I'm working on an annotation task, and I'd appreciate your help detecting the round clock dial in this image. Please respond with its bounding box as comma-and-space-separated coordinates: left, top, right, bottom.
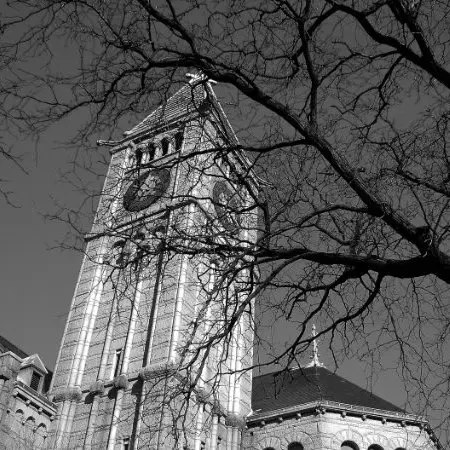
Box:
212, 181, 241, 232
123, 169, 171, 212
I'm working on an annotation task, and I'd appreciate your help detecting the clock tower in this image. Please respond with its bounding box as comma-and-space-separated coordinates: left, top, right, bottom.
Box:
49, 75, 258, 449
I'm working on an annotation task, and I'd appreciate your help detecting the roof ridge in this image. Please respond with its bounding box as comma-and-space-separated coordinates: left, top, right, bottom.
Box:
0, 334, 29, 359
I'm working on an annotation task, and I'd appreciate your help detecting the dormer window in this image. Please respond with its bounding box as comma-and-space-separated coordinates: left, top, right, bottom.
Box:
30, 371, 42, 392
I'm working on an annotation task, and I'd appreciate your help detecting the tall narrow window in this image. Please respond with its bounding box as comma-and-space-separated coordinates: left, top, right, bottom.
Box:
161, 138, 170, 156
112, 348, 122, 379
122, 437, 130, 450
174, 131, 184, 151
135, 147, 143, 167
147, 142, 156, 161
30, 371, 42, 392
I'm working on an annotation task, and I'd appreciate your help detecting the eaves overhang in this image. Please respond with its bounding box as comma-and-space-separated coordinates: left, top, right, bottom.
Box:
246, 399, 427, 428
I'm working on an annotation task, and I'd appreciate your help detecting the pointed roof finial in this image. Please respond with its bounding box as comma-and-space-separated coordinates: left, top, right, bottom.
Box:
304, 324, 324, 368
186, 71, 217, 85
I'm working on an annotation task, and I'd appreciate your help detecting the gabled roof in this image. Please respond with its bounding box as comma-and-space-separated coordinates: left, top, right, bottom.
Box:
252, 366, 404, 415
20, 354, 48, 374
0, 334, 28, 359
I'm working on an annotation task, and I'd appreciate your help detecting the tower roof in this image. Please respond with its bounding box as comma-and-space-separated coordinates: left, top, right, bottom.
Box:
125, 82, 208, 136
252, 366, 404, 416
125, 76, 238, 146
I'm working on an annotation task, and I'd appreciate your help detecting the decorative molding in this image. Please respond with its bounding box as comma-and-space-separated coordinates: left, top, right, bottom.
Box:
211, 399, 227, 417
89, 380, 105, 396
225, 413, 246, 429
51, 386, 82, 403
246, 399, 428, 429
138, 361, 177, 381
195, 386, 209, 403
113, 374, 129, 390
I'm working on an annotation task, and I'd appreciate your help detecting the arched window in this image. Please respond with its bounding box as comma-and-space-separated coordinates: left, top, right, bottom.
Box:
288, 443, 304, 450
394, 448, 406, 450
25, 416, 35, 428
35, 424, 47, 445
342, 441, 359, 450
262, 448, 275, 450
368, 445, 384, 450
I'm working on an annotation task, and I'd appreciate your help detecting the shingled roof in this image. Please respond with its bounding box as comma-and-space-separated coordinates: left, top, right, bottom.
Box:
252, 366, 404, 415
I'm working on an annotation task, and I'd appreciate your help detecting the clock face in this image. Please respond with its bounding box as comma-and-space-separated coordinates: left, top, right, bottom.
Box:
212, 181, 241, 232
123, 169, 171, 212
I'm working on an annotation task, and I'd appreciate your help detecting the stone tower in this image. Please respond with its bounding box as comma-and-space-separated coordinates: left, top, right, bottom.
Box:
49, 76, 258, 449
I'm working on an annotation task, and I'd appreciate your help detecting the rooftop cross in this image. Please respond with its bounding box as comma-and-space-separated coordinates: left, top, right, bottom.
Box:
304, 324, 325, 368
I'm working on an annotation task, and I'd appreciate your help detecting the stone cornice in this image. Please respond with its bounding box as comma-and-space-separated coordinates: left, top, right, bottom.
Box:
246, 399, 428, 428
14, 381, 56, 417
51, 386, 82, 403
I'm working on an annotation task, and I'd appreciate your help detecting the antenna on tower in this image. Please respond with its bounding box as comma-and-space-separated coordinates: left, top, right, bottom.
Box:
304, 324, 325, 368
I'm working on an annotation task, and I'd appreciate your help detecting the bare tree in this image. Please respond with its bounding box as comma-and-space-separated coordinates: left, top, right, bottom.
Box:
2, 0, 450, 443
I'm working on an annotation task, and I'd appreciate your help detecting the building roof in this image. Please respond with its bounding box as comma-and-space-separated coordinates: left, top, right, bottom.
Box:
0, 334, 53, 392
252, 366, 405, 415
125, 76, 239, 146
0, 334, 28, 359
126, 81, 210, 136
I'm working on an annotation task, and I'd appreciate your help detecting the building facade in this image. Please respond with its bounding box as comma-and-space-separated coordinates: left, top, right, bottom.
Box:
0, 335, 56, 449
49, 75, 257, 449
45, 76, 441, 450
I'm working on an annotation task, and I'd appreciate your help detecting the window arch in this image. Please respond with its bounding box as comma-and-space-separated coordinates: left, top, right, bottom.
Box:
394, 448, 406, 450
25, 416, 35, 427
288, 443, 304, 450
368, 445, 384, 450
342, 441, 360, 450
262, 448, 275, 450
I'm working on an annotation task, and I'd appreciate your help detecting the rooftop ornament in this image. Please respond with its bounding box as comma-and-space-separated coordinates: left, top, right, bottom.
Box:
304, 324, 325, 368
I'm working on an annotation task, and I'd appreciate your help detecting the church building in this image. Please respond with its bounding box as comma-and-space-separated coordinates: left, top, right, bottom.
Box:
45, 75, 441, 450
